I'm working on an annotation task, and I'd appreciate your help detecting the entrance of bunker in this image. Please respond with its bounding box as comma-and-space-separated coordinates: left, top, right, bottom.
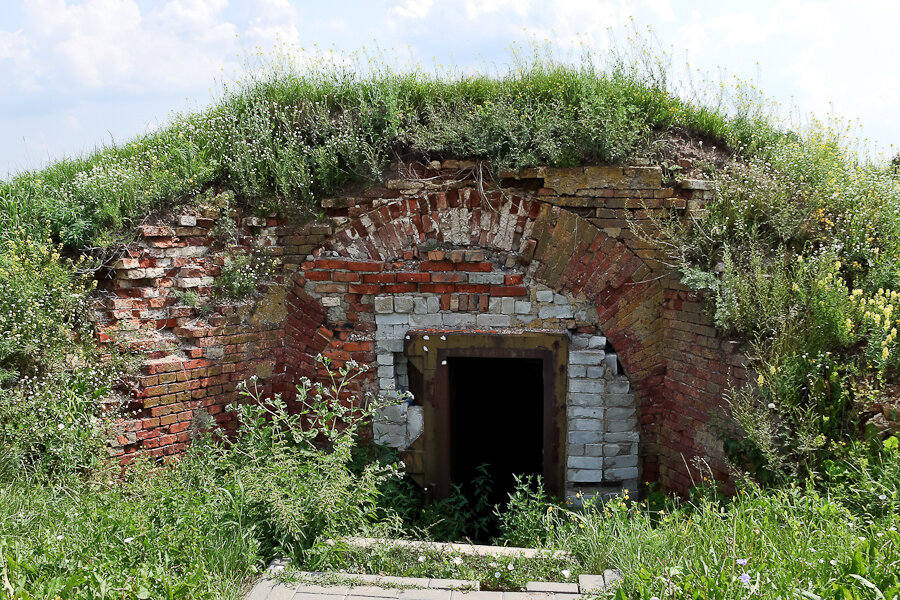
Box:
403, 331, 567, 500
448, 357, 544, 508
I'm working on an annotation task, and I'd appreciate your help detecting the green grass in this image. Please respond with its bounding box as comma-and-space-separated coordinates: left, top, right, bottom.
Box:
0, 42, 783, 251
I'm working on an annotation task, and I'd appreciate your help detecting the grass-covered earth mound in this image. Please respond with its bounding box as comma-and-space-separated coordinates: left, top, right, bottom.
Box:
1, 45, 900, 599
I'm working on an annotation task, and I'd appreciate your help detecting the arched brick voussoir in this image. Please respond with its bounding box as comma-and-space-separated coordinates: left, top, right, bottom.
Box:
320, 190, 546, 261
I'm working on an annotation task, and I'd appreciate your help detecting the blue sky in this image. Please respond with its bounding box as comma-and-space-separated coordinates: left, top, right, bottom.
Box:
1, 0, 898, 176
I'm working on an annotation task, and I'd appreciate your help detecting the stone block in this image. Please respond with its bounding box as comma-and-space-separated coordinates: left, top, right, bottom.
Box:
413, 297, 428, 314
585, 443, 604, 457
605, 353, 619, 375
539, 305, 574, 319
569, 417, 603, 431
579, 574, 606, 593
567, 455, 602, 469
604, 454, 638, 469
607, 378, 630, 393
442, 313, 476, 327
569, 350, 605, 365
569, 406, 603, 419
500, 297, 516, 314
568, 379, 604, 394
426, 296, 441, 313
567, 431, 602, 444
514, 301, 532, 314
604, 466, 639, 481
567, 443, 586, 457
394, 296, 414, 313
604, 432, 639, 443
568, 392, 604, 407
409, 313, 443, 328
374, 296, 394, 313
321, 297, 341, 307
588, 335, 607, 348
375, 313, 409, 326
406, 406, 424, 446
377, 403, 407, 424
604, 393, 634, 407
526, 582, 579, 594
553, 293, 568, 305
377, 353, 394, 365
476, 314, 512, 327
488, 297, 502, 313
606, 407, 636, 420
607, 418, 638, 433
376, 339, 405, 353
568, 365, 587, 378
469, 272, 505, 285
570, 334, 590, 348
535, 289, 554, 302
377, 365, 394, 379
373, 422, 406, 447
586, 366, 605, 379
567, 468, 604, 483
178, 215, 197, 227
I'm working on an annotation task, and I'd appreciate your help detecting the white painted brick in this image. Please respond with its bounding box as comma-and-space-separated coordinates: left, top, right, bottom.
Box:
501, 297, 516, 314
376, 353, 394, 365
377, 365, 394, 378
321, 297, 341, 307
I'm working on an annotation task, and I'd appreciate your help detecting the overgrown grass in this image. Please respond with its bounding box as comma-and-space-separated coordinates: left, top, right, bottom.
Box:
0, 42, 781, 251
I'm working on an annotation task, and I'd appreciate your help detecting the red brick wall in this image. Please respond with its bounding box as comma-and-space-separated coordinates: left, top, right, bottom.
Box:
97, 163, 747, 495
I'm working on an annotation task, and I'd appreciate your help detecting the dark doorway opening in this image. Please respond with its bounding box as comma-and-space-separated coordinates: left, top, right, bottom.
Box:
448, 357, 544, 509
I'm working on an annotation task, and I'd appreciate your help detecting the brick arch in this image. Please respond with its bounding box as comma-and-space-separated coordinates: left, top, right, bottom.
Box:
285, 189, 670, 488
318, 189, 666, 400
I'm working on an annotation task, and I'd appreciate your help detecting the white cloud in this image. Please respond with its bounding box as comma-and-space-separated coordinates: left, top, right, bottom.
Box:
0, 29, 29, 61
465, 0, 530, 19
388, 0, 435, 21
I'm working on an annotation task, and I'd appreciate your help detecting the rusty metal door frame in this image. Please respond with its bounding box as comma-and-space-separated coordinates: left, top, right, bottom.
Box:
404, 331, 568, 499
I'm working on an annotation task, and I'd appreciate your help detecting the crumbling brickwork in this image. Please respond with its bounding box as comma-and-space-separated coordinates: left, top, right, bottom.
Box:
95, 162, 748, 496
